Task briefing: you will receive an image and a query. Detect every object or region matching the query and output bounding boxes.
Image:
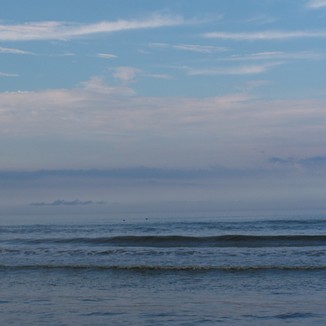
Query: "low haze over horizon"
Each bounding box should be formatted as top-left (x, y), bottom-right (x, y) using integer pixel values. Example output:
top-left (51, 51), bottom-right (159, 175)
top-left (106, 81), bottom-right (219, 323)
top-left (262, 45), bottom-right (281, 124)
top-left (1, 0), bottom-right (326, 210)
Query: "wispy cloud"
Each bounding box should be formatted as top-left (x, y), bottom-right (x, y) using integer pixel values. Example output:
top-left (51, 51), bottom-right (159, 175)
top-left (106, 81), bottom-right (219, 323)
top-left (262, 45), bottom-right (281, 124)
top-left (0, 14), bottom-right (185, 41)
top-left (112, 66), bottom-right (140, 82)
top-left (230, 51), bottom-right (323, 61)
top-left (246, 14), bottom-right (276, 25)
top-left (150, 42), bottom-right (227, 53)
top-left (80, 76), bottom-right (135, 95)
top-left (142, 73), bottom-right (172, 79)
top-left (203, 30), bottom-right (326, 41)
top-left (0, 46), bottom-right (33, 55)
top-left (0, 72), bottom-right (18, 77)
top-left (307, 0), bottom-right (326, 8)
top-left (174, 44), bottom-right (227, 53)
top-left (96, 53), bottom-right (117, 59)
top-left (186, 62), bottom-right (281, 76)
top-left (110, 66), bottom-right (171, 81)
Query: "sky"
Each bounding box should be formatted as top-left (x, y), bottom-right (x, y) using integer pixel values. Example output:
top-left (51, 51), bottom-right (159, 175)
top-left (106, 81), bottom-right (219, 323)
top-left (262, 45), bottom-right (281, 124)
top-left (1, 0), bottom-right (326, 211)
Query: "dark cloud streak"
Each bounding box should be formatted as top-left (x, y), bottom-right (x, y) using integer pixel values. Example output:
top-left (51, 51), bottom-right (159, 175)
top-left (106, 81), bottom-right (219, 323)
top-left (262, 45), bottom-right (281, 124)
top-left (0, 165), bottom-right (274, 184)
top-left (30, 199), bottom-right (106, 206)
top-left (269, 156), bottom-right (326, 172)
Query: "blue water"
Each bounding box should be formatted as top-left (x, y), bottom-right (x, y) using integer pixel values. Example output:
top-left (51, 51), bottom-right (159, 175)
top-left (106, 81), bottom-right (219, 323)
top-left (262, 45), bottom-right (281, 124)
top-left (1, 211), bottom-right (326, 325)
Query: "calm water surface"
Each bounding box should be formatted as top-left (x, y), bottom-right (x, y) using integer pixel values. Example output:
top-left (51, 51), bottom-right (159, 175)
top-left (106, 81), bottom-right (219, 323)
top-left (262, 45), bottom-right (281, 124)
top-left (0, 210), bottom-right (325, 325)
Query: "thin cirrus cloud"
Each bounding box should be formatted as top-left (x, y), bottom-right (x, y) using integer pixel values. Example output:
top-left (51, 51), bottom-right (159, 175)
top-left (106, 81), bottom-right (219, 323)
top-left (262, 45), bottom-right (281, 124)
top-left (150, 42), bottom-right (227, 53)
top-left (203, 30), bottom-right (326, 41)
top-left (0, 46), bottom-right (33, 55)
top-left (111, 67), bottom-right (171, 81)
top-left (186, 62), bottom-right (281, 76)
top-left (307, 0), bottom-right (326, 8)
top-left (229, 51), bottom-right (323, 61)
top-left (142, 73), bottom-right (172, 79)
top-left (96, 53), bottom-right (118, 59)
top-left (0, 72), bottom-right (18, 77)
top-left (0, 14), bottom-right (185, 41)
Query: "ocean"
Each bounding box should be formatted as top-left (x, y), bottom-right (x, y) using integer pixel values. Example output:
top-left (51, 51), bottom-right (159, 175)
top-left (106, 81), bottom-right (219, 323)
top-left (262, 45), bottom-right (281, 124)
top-left (0, 210), bottom-right (325, 325)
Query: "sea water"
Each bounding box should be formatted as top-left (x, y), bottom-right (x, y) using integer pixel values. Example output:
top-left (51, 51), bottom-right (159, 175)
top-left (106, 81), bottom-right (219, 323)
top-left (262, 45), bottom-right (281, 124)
top-left (0, 210), bottom-right (325, 325)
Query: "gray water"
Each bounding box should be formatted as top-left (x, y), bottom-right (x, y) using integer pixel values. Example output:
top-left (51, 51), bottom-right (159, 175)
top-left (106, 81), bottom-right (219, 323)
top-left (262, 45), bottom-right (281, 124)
top-left (1, 211), bottom-right (325, 325)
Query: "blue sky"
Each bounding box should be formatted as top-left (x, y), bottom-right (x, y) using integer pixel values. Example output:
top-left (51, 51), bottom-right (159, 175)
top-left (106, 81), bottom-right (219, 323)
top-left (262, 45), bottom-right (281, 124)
top-left (1, 0), bottom-right (326, 209)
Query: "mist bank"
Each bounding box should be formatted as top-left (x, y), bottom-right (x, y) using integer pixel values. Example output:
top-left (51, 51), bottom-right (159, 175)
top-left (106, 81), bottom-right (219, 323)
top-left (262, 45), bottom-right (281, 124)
top-left (1, 156), bottom-right (326, 182)
top-left (0, 161), bottom-right (326, 212)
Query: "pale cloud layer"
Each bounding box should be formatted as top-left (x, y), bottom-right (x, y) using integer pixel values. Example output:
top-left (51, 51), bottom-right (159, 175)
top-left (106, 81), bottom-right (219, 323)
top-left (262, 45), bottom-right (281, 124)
top-left (1, 78), bottom-right (326, 169)
top-left (0, 14), bottom-right (185, 41)
top-left (0, 78), bottom-right (250, 138)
